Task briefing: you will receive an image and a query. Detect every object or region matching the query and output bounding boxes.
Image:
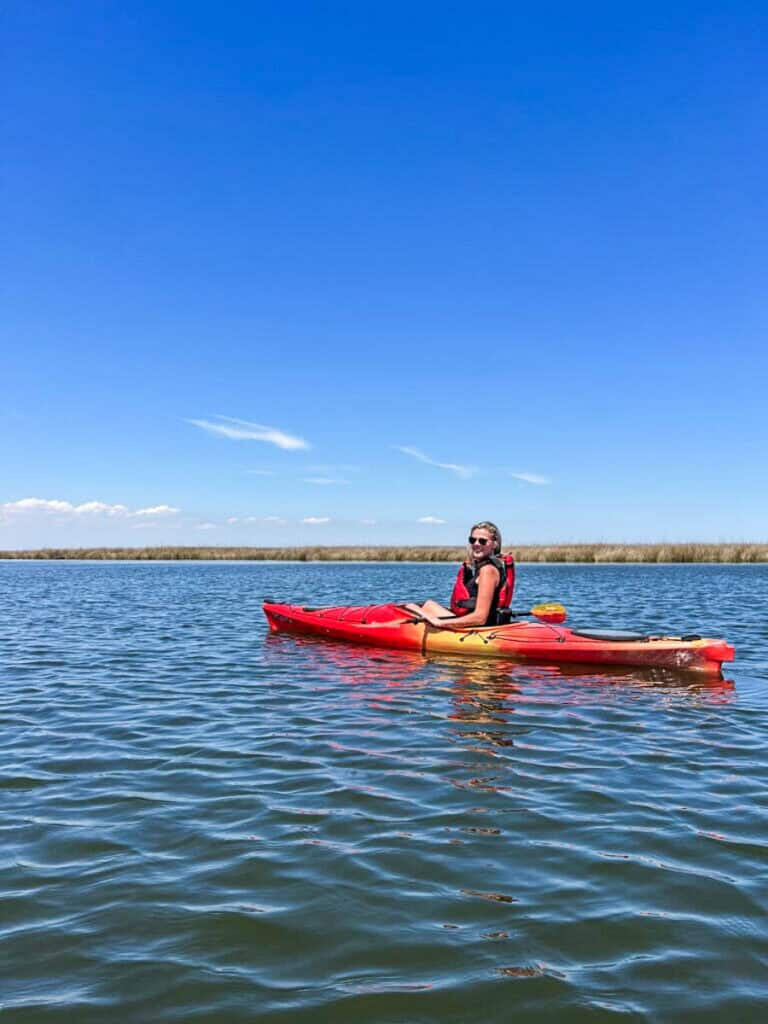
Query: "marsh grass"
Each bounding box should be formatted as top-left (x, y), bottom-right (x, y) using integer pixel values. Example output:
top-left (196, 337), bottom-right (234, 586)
top-left (2, 544), bottom-right (767, 562)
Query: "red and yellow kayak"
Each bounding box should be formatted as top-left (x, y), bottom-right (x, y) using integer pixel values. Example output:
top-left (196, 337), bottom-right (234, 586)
top-left (263, 602), bottom-right (735, 676)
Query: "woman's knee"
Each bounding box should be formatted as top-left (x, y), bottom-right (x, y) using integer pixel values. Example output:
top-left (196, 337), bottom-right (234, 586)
top-left (422, 599), bottom-right (449, 616)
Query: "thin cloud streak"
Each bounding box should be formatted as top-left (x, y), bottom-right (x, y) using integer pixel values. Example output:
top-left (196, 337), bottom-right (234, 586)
top-left (189, 416), bottom-right (310, 450)
top-left (227, 515), bottom-right (286, 524)
top-left (418, 515), bottom-right (446, 524)
top-left (304, 477), bottom-right (349, 485)
top-left (394, 446), bottom-right (475, 479)
top-left (303, 516), bottom-right (331, 524)
top-left (510, 472), bottom-right (551, 485)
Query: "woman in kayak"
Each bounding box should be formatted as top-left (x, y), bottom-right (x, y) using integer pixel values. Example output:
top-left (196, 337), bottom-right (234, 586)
top-left (405, 521), bottom-right (512, 630)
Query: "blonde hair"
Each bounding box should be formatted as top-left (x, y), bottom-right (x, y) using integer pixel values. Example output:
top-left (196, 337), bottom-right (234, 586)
top-left (465, 520), bottom-right (503, 562)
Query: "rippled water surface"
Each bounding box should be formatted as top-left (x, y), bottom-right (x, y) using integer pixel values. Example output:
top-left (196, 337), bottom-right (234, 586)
top-left (2, 562), bottom-right (767, 1022)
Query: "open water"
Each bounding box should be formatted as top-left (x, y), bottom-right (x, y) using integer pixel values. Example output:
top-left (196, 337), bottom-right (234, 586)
top-left (1, 561), bottom-right (767, 1023)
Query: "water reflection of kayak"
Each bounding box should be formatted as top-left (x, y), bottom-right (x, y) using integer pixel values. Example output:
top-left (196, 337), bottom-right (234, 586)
top-left (262, 602), bottom-right (735, 677)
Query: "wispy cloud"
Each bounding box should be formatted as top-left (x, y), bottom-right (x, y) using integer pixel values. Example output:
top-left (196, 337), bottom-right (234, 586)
top-left (304, 477), bottom-right (349, 486)
top-left (189, 416), bottom-right (310, 450)
top-left (394, 446), bottom-right (475, 479)
top-left (195, 523), bottom-right (217, 531)
top-left (1, 498), bottom-right (180, 518)
top-left (227, 514), bottom-right (286, 525)
top-left (303, 516), bottom-right (331, 524)
top-left (509, 472), bottom-right (551, 485)
top-left (418, 515), bottom-right (446, 525)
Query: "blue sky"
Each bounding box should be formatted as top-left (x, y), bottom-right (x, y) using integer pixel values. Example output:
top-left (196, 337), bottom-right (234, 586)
top-left (3, 1), bottom-right (766, 548)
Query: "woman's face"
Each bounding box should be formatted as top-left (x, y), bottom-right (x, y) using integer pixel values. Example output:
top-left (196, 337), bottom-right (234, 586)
top-left (468, 526), bottom-right (495, 559)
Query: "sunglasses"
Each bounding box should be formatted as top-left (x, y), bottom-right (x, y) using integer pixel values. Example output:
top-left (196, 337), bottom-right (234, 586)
top-left (468, 536), bottom-right (491, 546)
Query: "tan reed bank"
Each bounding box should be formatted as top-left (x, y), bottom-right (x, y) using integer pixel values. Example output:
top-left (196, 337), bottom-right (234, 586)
top-left (1, 544), bottom-right (767, 562)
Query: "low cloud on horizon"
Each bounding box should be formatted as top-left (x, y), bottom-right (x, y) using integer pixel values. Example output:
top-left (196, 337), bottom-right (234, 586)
top-left (0, 497), bottom-right (180, 519)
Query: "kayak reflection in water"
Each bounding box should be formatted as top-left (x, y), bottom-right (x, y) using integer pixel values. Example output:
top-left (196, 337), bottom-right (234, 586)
top-left (405, 520), bottom-right (514, 631)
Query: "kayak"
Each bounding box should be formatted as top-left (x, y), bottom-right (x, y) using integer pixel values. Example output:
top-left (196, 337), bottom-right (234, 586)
top-left (263, 602), bottom-right (735, 676)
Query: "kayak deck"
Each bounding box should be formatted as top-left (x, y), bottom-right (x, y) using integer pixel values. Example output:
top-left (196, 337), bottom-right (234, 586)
top-left (263, 602), bottom-right (735, 676)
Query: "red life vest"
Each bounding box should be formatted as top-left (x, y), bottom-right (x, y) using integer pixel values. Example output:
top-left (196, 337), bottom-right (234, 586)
top-left (449, 553), bottom-right (515, 618)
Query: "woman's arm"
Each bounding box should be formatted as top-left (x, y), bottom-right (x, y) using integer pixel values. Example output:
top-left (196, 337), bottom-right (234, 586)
top-left (413, 564), bottom-right (500, 630)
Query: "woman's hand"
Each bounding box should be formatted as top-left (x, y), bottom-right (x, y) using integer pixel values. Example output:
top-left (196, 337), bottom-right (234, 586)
top-left (422, 613), bottom-right (449, 628)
